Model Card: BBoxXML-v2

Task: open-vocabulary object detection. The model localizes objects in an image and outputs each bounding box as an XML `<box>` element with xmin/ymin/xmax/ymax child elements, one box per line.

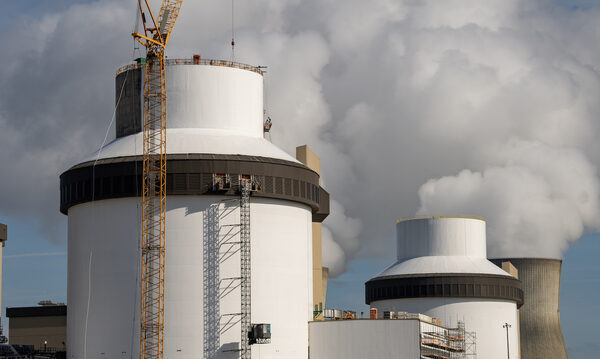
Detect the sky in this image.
<box><xmin>1</xmin><ymin>0</ymin><xmax>600</xmax><ymax>357</ymax></box>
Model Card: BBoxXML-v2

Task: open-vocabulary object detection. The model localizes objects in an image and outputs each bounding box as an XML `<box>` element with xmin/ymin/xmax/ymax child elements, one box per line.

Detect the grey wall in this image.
<box><xmin>115</xmin><ymin>67</ymin><xmax>142</xmax><ymax>138</ymax></box>
<box><xmin>492</xmin><ymin>258</ymin><xmax>568</xmax><ymax>359</ymax></box>
<box><xmin>0</xmin><ymin>223</ymin><xmax>6</xmax><ymax>242</ymax></box>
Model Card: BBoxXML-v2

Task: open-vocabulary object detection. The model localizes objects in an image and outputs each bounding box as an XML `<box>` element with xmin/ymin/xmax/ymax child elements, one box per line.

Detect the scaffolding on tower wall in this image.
<box><xmin>239</xmin><ymin>180</ymin><xmax>252</xmax><ymax>359</ymax></box>
<box><xmin>420</xmin><ymin>319</ymin><xmax>477</xmax><ymax>359</ymax></box>
<box><xmin>203</xmin><ymin>203</ymin><xmax>221</xmax><ymax>358</ymax></box>
<box><xmin>463</xmin><ymin>324</ymin><xmax>477</xmax><ymax>358</ymax></box>
<box><xmin>207</xmin><ymin>174</ymin><xmax>255</xmax><ymax>359</ymax></box>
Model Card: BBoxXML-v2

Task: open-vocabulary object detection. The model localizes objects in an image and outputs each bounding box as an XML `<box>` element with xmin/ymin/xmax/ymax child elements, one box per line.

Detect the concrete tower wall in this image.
<box><xmin>492</xmin><ymin>258</ymin><xmax>569</xmax><ymax>359</ymax></box>
<box><xmin>166</xmin><ymin>65</ymin><xmax>264</xmax><ymax>137</ymax></box>
<box><xmin>115</xmin><ymin>67</ymin><xmax>142</xmax><ymax>138</ymax></box>
<box><xmin>67</xmin><ymin>196</ymin><xmax>313</xmax><ymax>359</ymax></box>
<box><xmin>373</xmin><ymin>298</ymin><xmax>519</xmax><ymax>358</ymax></box>
<box><xmin>115</xmin><ymin>61</ymin><xmax>264</xmax><ymax>140</ymax></box>
<box><xmin>397</xmin><ymin>216</ymin><xmax>487</xmax><ymax>259</ymax></box>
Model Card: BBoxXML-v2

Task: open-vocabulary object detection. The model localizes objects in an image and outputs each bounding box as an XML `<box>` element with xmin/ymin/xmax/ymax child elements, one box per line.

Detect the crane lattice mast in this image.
<box><xmin>132</xmin><ymin>1</ymin><xmax>183</xmax><ymax>359</ymax></box>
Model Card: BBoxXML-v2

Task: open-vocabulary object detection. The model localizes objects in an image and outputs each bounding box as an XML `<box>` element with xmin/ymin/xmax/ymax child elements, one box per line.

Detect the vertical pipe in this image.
<box><xmin>504</xmin><ymin>323</ymin><xmax>511</xmax><ymax>359</ymax></box>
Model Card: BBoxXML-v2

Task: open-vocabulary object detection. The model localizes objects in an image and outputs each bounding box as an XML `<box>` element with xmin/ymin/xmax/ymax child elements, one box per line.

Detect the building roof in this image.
<box><xmin>6</xmin><ymin>305</ymin><xmax>67</xmax><ymax>318</ymax></box>
<box><xmin>372</xmin><ymin>256</ymin><xmax>513</xmax><ymax>279</ymax></box>
<box><xmin>76</xmin><ymin>129</ymin><xmax>300</xmax><ymax>167</ymax></box>
<box><xmin>396</xmin><ymin>215</ymin><xmax>486</xmax><ymax>223</ymax></box>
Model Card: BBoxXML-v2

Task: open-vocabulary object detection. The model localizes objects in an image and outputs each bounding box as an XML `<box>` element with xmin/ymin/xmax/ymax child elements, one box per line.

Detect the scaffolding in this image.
<box><xmin>460</xmin><ymin>321</ymin><xmax>477</xmax><ymax>358</ymax></box>
<box><xmin>206</xmin><ymin>175</ymin><xmax>254</xmax><ymax>359</ymax></box>
<box><xmin>203</xmin><ymin>203</ymin><xmax>221</xmax><ymax>359</ymax></box>
<box><xmin>420</xmin><ymin>320</ymin><xmax>476</xmax><ymax>359</ymax></box>
<box><xmin>239</xmin><ymin>180</ymin><xmax>252</xmax><ymax>359</ymax></box>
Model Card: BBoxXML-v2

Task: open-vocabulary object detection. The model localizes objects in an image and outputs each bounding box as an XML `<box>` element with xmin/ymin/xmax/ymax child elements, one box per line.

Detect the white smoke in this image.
<box><xmin>418</xmin><ymin>139</ymin><xmax>600</xmax><ymax>258</ymax></box>
<box><xmin>1</xmin><ymin>0</ymin><xmax>600</xmax><ymax>270</ymax></box>
<box><xmin>322</xmin><ymin>200</ymin><xmax>362</xmax><ymax>276</ymax></box>
<box><xmin>321</xmin><ymin>227</ymin><xmax>345</xmax><ymax>277</ymax></box>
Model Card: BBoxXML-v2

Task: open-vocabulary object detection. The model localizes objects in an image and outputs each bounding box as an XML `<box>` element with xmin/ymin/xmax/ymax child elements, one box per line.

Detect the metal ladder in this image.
<box><xmin>239</xmin><ymin>183</ymin><xmax>252</xmax><ymax>359</ymax></box>
<box><xmin>203</xmin><ymin>179</ymin><xmax>253</xmax><ymax>359</ymax></box>
<box><xmin>203</xmin><ymin>203</ymin><xmax>221</xmax><ymax>359</ymax></box>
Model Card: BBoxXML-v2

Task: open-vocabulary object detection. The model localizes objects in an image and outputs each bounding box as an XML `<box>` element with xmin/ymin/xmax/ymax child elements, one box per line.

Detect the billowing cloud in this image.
<box><xmin>0</xmin><ymin>0</ymin><xmax>135</xmax><ymax>240</ymax></box>
<box><xmin>418</xmin><ymin>139</ymin><xmax>600</xmax><ymax>258</ymax></box>
<box><xmin>1</xmin><ymin>0</ymin><xmax>600</xmax><ymax>270</ymax></box>
<box><xmin>322</xmin><ymin>200</ymin><xmax>362</xmax><ymax>275</ymax></box>
<box><xmin>321</xmin><ymin>226</ymin><xmax>345</xmax><ymax>277</ymax></box>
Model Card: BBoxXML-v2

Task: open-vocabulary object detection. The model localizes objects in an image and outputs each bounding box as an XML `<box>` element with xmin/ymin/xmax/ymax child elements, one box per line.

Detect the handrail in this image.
<box><xmin>116</xmin><ymin>59</ymin><xmax>263</xmax><ymax>76</ymax></box>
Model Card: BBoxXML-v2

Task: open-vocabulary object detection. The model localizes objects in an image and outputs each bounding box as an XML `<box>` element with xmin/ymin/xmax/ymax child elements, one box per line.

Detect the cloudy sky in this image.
<box><xmin>1</xmin><ymin>0</ymin><xmax>600</xmax><ymax>357</ymax></box>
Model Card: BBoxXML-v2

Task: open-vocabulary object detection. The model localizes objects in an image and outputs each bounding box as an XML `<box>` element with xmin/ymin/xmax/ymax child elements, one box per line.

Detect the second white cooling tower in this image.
<box><xmin>366</xmin><ymin>216</ymin><xmax>523</xmax><ymax>359</ymax></box>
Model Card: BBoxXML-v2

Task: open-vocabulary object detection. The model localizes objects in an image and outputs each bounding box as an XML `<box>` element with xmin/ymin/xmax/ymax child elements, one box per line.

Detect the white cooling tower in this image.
<box><xmin>365</xmin><ymin>216</ymin><xmax>523</xmax><ymax>359</ymax></box>
<box><xmin>60</xmin><ymin>59</ymin><xmax>329</xmax><ymax>359</ymax></box>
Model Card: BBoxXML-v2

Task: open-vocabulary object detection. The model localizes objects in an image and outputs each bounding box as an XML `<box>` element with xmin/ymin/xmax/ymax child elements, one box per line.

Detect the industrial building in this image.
<box><xmin>491</xmin><ymin>258</ymin><xmax>569</xmax><ymax>359</ymax></box>
<box><xmin>59</xmin><ymin>58</ymin><xmax>329</xmax><ymax>359</ymax></box>
<box><xmin>310</xmin><ymin>313</ymin><xmax>475</xmax><ymax>359</ymax></box>
<box><xmin>365</xmin><ymin>216</ymin><xmax>524</xmax><ymax>359</ymax></box>
<box><xmin>5</xmin><ymin>303</ymin><xmax>66</xmax><ymax>351</ymax></box>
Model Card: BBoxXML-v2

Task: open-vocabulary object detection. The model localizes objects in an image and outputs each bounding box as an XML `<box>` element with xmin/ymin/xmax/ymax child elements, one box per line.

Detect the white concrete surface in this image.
<box><xmin>309</xmin><ymin>320</ymin><xmax>420</xmax><ymax>359</ymax></box>
<box><xmin>79</xmin><ymin>63</ymin><xmax>298</xmax><ymax>165</ymax></box>
<box><xmin>397</xmin><ymin>216</ymin><xmax>488</xmax><ymax>260</ymax></box>
<box><xmin>67</xmin><ymin>196</ymin><xmax>313</xmax><ymax>359</ymax></box>
<box><xmin>166</xmin><ymin>65</ymin><xmax>263</xmax><ymax>137</ymax></box>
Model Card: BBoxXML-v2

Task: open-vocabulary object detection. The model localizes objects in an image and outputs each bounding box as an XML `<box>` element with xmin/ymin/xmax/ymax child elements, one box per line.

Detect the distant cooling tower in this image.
<box><xmin>491</xmin><ymin>258</ymin><xmax>569</xmax><ymax>359</ymax></box>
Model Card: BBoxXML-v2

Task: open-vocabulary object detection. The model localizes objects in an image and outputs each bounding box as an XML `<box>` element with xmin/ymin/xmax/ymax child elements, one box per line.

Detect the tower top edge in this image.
<box><xmin>116</xmin><ymin>58</ymin><xmax>264</xmax><ymax>76</ymax></box>
<box><xmin>490</xmin><ymin>257</ymin><xmax>563</xmax><ymax>263</ymax></box>
<box><xmin>396</xmin><ymin>215</ymin><xmax>486</xmax><ymax>223</ymax></box>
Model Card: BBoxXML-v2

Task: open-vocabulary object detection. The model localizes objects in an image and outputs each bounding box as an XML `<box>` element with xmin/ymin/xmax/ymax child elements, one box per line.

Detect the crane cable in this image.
<box><xmin>230</xmin><ymin>0</ymin><xmax>236</xmax><ymax>61</ymax></box>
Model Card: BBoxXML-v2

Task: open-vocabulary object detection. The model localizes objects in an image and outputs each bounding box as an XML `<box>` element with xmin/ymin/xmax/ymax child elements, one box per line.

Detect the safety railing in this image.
<box><xmin>116</xmin><ymin>62</ymin><xmax>142</xmax><ymax>75</ymax></box>
<box><xmin>116</xmin><ymin>59</ymin><xmax>263</xmax><ymax>76</ymax></box>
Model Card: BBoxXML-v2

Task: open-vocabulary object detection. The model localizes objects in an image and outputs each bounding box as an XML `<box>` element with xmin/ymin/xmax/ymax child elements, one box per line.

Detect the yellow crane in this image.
<box><xmin>132</xmin><ymin>1</ymin><xmax>183</xmax><ymax>359</ymax></box>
